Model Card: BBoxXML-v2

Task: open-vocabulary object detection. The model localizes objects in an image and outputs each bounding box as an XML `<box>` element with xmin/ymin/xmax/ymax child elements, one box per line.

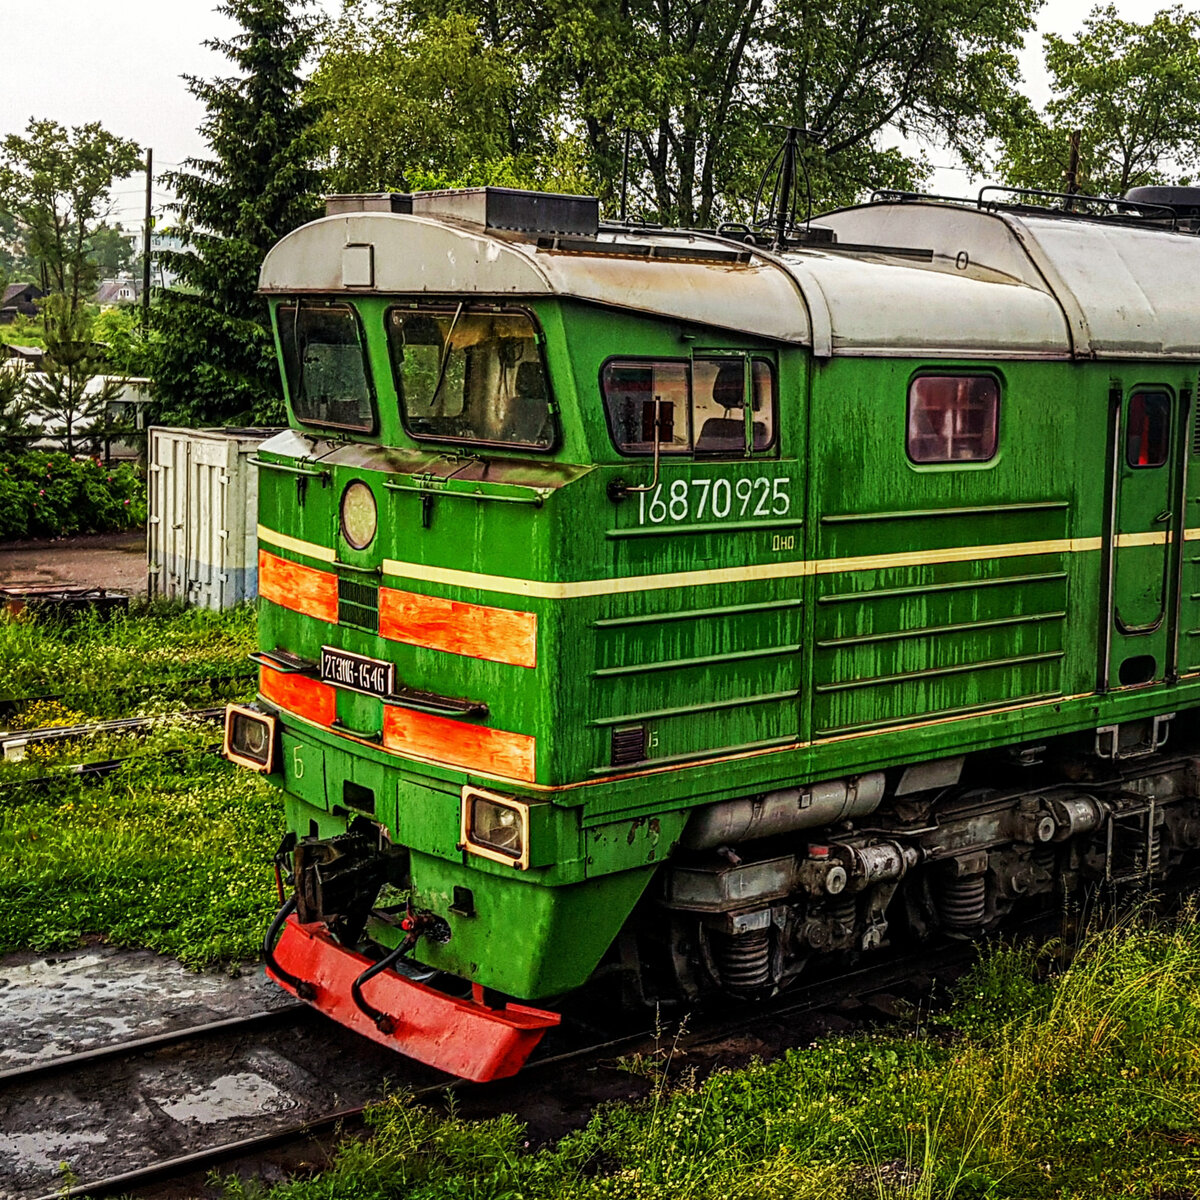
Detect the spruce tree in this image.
<box><xmin>150</xmin><ymin>0</ymin><xmax>323</xmax><ymax>425</ymax></box>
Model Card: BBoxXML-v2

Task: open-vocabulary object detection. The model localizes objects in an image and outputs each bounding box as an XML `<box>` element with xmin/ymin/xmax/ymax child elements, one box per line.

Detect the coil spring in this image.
<box><xmin>715</xmin><ymin>930</ymin><xmax>771</xmax><ymax>992</ymax></box>
<box><xmin>829</xmin><ymin>897</ymin><xmax>857</xmax><ymax>936</ymax></box>
<box><xmin>1147</xmin><ymin>825</ymin><xmax>1162</xmax><ymax>875</ymax></box>
<box><xmin>940</xmin><ymin>874</ymin><xmax>987</xmax><ymax>932</ymax></box>
<box><xmin>1032</xmin><ymin>842</ymin><xmax>1057</xmax><ymax>874</ymax></box>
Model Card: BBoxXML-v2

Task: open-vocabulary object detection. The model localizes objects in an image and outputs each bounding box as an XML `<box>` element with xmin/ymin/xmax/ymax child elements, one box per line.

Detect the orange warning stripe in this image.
<box><xmin>379</xmin><ymin>588</ymin><xmax>537</xmax><ymax>669</ymax></box>
<box><xmin>260</xmin><ymin>664</ymin><xmax>338</xmax><ymax>726</ymax></box>
<box><xmin>383</xmin><ymin>706</ymin><xmax>536</xmax><ymax>783</ymax></box>
<box><xmin>258</xmin><ymin>549</ymin><xmax>338</xmax><ymax>624</ymax></box>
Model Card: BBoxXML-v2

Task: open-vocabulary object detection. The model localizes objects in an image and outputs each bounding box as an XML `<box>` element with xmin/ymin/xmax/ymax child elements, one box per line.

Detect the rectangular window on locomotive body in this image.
<box><xmin>277</xmin><ymin>301</ymin><xmax>377</xmax><ymax>434</ymax></box>
<box><xmin>907</xmin><ymin>374</ymin><xmax>1000</xmax><ymax>464</ymax></box>
<box><xmin>1126</xmin><ymin>391</ymin><xmax>1171</xmax><ymax>468</ymax></box>
<box><xmin>602</xmin><ymin>356</ymin><xmax>776</xmax><ymax>458</ymax></box>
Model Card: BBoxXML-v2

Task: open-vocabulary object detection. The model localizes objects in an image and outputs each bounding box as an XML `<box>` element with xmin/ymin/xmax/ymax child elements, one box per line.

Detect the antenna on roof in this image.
<box><xmin>752</xmin><ymin>125</ymin><xmax>823</xmax><ymax>250</ymax></box>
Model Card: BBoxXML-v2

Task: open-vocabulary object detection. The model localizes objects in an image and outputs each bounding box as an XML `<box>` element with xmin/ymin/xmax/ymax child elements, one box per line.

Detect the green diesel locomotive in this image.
<box><xmin>225</xmin><ymin>185</ymin><xmax>1200</xmax><ymax>1080</ymax></box>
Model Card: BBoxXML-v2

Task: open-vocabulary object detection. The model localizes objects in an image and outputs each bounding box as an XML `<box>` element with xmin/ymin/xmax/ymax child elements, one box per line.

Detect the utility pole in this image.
<box><xmin>1064</xmin><ymin>130</ymin><xmax>1081</xmax><ymax>208</ymax></box>
<box><xmin>141</xmin><ymin>147</ymin><xmax>153</xmax><ymax>327</ymax></box>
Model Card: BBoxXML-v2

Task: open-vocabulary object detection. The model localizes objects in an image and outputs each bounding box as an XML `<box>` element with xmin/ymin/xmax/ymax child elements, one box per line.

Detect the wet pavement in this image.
<box><xmin>0</xmin><ymin>943</ymin><xmax>288</xmax><ymax>1070</ymax></box>
<box><xmin>0</xmin><ymin>530</ymin><xmax>147</xmax><ymax>598</ymax></box>
<box><xmin>0</xmin><ymin>944</ymin><xmax>428</xmax><ymax>1200</ymax></box>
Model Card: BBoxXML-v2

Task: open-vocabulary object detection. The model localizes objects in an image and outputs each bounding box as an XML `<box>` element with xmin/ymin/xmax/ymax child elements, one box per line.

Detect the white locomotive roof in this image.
<box><xmin>260</xmin><ymin>201</ymin><xmax>1200</xmax><ymax>360</ymax></box>
<box><xmin>259</xmin><ymin>213</ymin><xmax>811</xmax><ymax>345</ymax></box>
<box><xmin>817</xmin><ymin>201</ymin><xmax>1200</xmax><ymax>360</ymax></box>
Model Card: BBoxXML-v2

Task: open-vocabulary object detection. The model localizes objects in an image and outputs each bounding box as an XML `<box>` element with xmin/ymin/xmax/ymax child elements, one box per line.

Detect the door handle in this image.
<box><xmin>1154</xmin><ymin>509</ymin><xmax>1172</xmax><ymax>523</ymax></box>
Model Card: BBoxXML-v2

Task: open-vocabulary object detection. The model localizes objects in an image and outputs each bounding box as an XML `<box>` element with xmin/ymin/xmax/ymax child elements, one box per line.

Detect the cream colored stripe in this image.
<box><xmin>382</xmin><ymin>535</ymin><xmax>1112</xmax><ymax>599</ymax></box>
<box><xmin>381</xmin><ymin>558</ymin><xmax>801</xmax><ymax>598</ymax></box>
<box><xmin>257</xmin><ymin>525</ymin><xmax>337</xmax><ymax>564</ymax></box>
<box><xmin>250</xmin><ymin>527</ymin><xmax>1199</xmax><ymax>600</ymax></box>
<box><xmin>810</xmin><ymin>535</ymin><xmax>1103</xmax><ymax>576</ymax></box>
<box><xmin>1115</xmin><ymin>530</ymin><xmax>1170</xmax><ymax>548</ymax></box>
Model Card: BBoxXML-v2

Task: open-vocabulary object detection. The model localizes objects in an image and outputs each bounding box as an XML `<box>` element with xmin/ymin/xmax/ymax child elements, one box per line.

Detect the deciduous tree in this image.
<box><xmin>997</xmin><ymin>4</ymin><xmax>1200</xmax><ymax>197</ymax></box>
<box><xmin>0</xmin><ymin>120</ymin><xmax>142</xmax><ymax>323</ymax></box>
<box><xmin>317</xmin><ymin>0</ymin><xmax>1037</xmax><ymax>224</ymax></box>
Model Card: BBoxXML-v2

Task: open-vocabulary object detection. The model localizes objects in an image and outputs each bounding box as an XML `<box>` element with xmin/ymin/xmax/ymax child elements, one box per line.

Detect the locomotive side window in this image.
<box><xmin>603</xmin><ymin>357</ymin><xmax>775</xmax><ymax>457</ymax></box>
<box><xmin>277</xmin><ymin>303</ymin><xmax>376</xmax><ymax>433</ymax></box>
<box><xmin>906</xmin><ymin>375</ymin><xmax>999</xmax><ymax>463</ymax></box>
<box><xmin>387</xmin><ymin>307</ymin><xmax>556</xmax><ymax>451</ymax></box>
<box><xmin>602</xmin><ymin>361</ymin><xmax>691</xmax><ymax>454</ymax></box>
<box><xmin>1126</xmin><ymin>391</ymin><xmax>1171</xmax><ymax>468</ymax></box>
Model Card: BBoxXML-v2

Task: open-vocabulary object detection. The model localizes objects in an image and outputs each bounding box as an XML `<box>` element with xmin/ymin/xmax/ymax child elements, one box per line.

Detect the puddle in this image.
<box><xmin>0</xmin><ymin>946</ymin><xmax>282</xmax><ymax>1067</ymax></box>
<box><xmin>153</xmin><ymin>1072</ymin><xmax>298</xmax><ymax>1125</ymax></box>
<box><xmin>0</xmin><ymin>1128</ymin><xmax>108</xmax><ymax>1173</ymax></box>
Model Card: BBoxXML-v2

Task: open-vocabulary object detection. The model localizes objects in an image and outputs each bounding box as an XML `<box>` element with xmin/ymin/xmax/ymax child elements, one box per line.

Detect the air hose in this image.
<box><xmin>350</xmin><ymin>931</ymin><xmax>419</xmax><ymax>1034</ymax></box>
<box><xmin>262</xmin><ymin>896</ymin><xmax>316</xmax><ymax>1000</ymax></box>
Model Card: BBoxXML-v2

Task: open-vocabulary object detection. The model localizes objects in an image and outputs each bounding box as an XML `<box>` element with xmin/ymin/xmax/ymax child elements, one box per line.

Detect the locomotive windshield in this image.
<box><xmin>387</xmin><ymin>307</ymin><xmax>555</xmax><ymax>451</ymax></box>
<box><xmin>277</xmin><ymin>303</ymin><xmax>376</xmax><ymax>433</ymax></box>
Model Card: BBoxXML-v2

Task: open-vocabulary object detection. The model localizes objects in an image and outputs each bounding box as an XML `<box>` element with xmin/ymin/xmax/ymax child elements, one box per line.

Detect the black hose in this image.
<box><xmin>262</xmin><ymin>897</ymin><xmax>316</xmax><ymax>1000</ymax></box>
<box><xmin>350</xmin><ymin>933</ymin><xmax>418</xmax><ymax>1035</ymax></box>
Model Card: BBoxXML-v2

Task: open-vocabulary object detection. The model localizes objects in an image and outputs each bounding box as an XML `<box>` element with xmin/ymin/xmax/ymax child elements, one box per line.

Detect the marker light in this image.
<box><xmin>461</xmin><ymin>788</ymin><xmax>530</xmax><ymax>869</ymax></box>
<box><xmin>341</xmin><ymin>480</ymin><xmax>378</xmax><ymax>550</ymax></box>
<box><xmin>224</xmin><ymin>704</ymin><xmax>278</xmax><ymax>773</ymax></box>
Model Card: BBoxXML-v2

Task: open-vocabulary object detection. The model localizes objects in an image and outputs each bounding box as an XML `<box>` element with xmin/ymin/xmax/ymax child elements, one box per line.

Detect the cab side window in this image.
<box><xmin>602</xmin><ymin>356</ymin><xmax>775</xmax><ymax>458</ymax></box>
<box><xmin>907</xmin><ymin>374</ymin><xmax>999</xmax><ymax>463</ymax></box>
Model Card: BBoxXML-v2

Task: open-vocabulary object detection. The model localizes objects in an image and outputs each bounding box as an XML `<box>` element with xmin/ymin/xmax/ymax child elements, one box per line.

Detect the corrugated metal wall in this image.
<box><xmin>146</xmin><ymin>428</ymin><xmax>273</xmax><ymax>609</ymax></box>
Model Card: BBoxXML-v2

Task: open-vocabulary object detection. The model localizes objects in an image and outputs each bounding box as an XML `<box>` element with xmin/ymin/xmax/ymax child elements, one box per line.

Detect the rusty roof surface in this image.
<box><xmin>259</xmin><ymin>213</ymin><xmax>811</xmax><ymax>345</ymax></box>
<box><xmin>261</xmin><ymin>201</ymin><xmax>1200</xmax><ymax>360</ymax></box>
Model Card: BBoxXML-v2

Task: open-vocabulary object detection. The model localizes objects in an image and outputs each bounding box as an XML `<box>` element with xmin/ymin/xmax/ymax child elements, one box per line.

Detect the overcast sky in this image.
<box><xmin>0</xmin><ymin>0</ymin><xmax>1183</xmax><ymax>231</ymax></box>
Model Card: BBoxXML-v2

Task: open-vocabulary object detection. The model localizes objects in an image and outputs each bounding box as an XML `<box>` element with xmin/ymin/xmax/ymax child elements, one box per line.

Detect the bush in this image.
<box><xmin>0</xmin><ymin>451</ymin><xmax>146</xmax><ymax>541</ymax></box>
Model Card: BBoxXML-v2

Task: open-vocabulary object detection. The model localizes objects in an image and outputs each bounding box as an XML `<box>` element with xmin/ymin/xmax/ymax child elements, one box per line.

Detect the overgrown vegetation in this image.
<box><xmin>0</xmin><ymin>452</ymin><xmax>145</xmax><ymax>541</ymax></box>
<box><xmin>219</xmin><ymin>913</ymin><xmax>1200</xmax><ymax>1199</ymax></box>
<box><xmin>0</xmin><ymin>603</ymin><xmax>276</xmax><ymax>965</ymax></box>
<box><xmin>0</xmin><ymin>601</ymin><xmax>255</xmax><ymax>716</ymax></box>
<box><xmin>0</xmin><ymin>726</ymin><xmax>281</xmax><ymax>965</ymax></box>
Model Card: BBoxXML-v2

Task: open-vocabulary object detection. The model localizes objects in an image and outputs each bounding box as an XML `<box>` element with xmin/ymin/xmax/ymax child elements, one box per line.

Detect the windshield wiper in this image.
<box><xmin>427</xmin><ymin>302</ymin><xmax>464</xmax><ymax>411</ymax></box>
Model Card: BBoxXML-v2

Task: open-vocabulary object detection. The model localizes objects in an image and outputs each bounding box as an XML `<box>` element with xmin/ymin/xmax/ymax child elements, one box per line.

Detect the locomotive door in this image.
<box><xmin>1104</xmin><ymin>384</ymin><xmax>1188</xmax><ymax>689</ymax></box>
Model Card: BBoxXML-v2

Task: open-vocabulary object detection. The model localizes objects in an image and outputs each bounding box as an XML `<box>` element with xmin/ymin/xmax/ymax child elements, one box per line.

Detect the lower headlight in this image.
<box><xmin>461</xmin><ymin>788</ymin><xmax>529</xmax><ymax>868</ymax></box>
<box><xmin>224</xmin><ymin>704</ymin><xmax>278</xmax><ymax>772</ymax></box>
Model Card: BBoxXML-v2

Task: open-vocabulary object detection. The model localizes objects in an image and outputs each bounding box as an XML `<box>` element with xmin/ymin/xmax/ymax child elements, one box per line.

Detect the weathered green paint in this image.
<box><xmin>258</xmin><ymin>293</ymin><xmax>1200</xmax><ymax>999</ymax></box>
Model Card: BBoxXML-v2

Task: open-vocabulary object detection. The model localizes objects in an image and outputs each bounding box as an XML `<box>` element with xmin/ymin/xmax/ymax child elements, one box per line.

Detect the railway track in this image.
<box><xmin>0</xmin><ymin>671</ymin><xmax>256</xmax><ymax>723</ymax></box>
<box><xmin>15</xmin><ymin>933</ymin><xmax>1002</xmax><ymax>1200</ymax></box>
<box><xmin>0</xmin><ymin>743</ymin><xmax>225</xmax><ymax>803</ymax></box>
<box><xmin>0</xmin><ymin>707</ymin><xmax>227</xmax><ymax>757</ymax></box>
<box><xmin>0</xmin><ymin>708</ymin><xmax>229</xmax><ymax>802</ymax></box>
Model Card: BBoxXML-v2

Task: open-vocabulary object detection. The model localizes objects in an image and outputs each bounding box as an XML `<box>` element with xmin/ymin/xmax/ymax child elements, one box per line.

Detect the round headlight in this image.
<box><xmin>341</xmin><ymin>481</ymin><xmax>377</xmax><ymax>550</ymax></box>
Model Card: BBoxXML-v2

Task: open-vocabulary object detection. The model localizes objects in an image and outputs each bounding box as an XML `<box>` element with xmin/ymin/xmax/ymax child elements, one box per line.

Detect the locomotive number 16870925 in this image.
<box><xmin>636</xmin><ymin>476</ymin><xmax>792</xmax><ymax>526</ymax></box>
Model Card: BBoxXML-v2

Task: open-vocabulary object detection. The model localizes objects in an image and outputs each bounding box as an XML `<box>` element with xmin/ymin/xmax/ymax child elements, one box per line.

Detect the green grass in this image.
<box><xmin>218</xmin><ymin>912</ymin><xmax>1200</xmax><ymax>1200</ymax></box>
<box><xmin>0</xmin><ymin>600</ymin><xmax>257</xmax><ymax>720</ymax></box>
<box><xmin>0</xmin><ymin>601</ymin><xmax>279</xmax><ymax>966</ymax></box>
<box><xmin>0</xmin><ymin>723</ymin><xmax>282</xmax><ymax>965</ymax></box>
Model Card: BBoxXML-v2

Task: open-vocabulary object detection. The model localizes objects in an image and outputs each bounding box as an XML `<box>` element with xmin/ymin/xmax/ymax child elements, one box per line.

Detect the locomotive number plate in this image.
<box><xmin>320</xmin><ymin>646</ymin><xmax>395</xmax><ymax>700</ymax></box>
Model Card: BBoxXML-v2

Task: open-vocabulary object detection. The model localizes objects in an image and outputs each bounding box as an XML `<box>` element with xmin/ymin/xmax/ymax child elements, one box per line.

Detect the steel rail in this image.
<box><xmin>0</xmin><ymin>707</ymin><xmax>227</xmax><ymax>754</ymax></box>
<box><xmin>33</xmin><ymin>935</ymin><xmax>997</xmax><ymax>1200</ymax></box>
<box><xmin>0</xmin><ymin>669</ymin><xmax>257</xmax><ymax>719</ymax></box>
<box><xmin>0</xmin><ymin>742</ymin><xmax>224</xmax><ymax>800</ymax></box>
<box><xmin>0</xmin><ymin>1003</ymin><xmax>310</xmax><ymax>1088</ymax></box>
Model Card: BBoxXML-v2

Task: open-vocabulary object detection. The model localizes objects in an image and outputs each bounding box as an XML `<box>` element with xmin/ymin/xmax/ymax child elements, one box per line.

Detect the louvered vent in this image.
<box><xmin>1188</xmin><ymin>391</ymin><xmax>1200</xmax><ymax>456</ymax></box>
<box><xmin>338</xmin><ymin>576</ymin><xmax>379</xmax><ymax>632</ymax></box>
<box><xmin>611</xmin><ymin>725</ymin><xmax>647</xmax><ymax>766</ymax></box>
